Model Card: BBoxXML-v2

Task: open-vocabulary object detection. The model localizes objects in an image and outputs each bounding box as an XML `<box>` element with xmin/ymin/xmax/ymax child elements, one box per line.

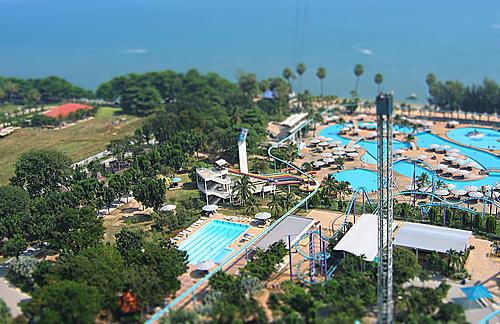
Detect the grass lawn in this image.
<box><xmin>0</xmin><ymin>103</ymin><xmax>20</xmax><ymax>114</ymax></box>
<box><xmin>0</xmin><ymin>107</ymin><xmax>143</xmax><ymax>185</ymax></box>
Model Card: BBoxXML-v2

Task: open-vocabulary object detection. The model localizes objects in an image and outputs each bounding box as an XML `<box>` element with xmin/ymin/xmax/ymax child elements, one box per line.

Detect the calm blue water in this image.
<box><xmin>178</xmin><ymin>220</ymin><xmax>248</xmax><ymax>264</ymax></box>
<box><xmin>447</xmin><ymin>127</ymin><xmax>500</xmax><ymax>150</ymax></box>
<box><xmin>1</xmin><ymin>0</ymin><xmax>499</xmax><ymax>100</ymax></box>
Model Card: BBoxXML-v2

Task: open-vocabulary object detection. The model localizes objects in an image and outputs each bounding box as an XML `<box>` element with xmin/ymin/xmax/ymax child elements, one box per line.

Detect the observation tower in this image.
<box><xmin>376</xmin><ymin>92</ymin><xmax>395</xmax><ymax>323</ymax></box>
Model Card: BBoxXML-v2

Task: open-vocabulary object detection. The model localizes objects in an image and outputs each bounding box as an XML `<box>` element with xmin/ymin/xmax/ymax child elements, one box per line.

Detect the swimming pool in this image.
<box><xmin>447</xmin><ymin>127</ymin><xmax>500</xmax><ymax>150</ymax></box>
<box><xmin>321</xmin><ymin>124</ymin><xmax>500</xmax><ymax>191</ymax></box>
<box><xmin>416</xmin><ymin>132</ymin><xmax>499</xmax><ymax>170</ymax></box>
<box><xmin>178</xmin><ymin>220</ymin><xmax>249</xmax><ymax>264</ymax></box>
<box><xmin>333</xmin><ymin>169</ymin><xmax>378</xmax><ymax>192</ymax></box>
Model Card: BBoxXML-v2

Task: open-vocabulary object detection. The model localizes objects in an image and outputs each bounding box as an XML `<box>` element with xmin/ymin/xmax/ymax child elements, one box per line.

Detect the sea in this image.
<box><xmin>1</xmin><ymin>0</ymin><xmax>499</xmax><ymax>102</ymax></box>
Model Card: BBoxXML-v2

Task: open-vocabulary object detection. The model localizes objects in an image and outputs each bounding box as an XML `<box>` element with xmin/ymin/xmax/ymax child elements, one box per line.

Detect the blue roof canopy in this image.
<box><xmin>460</xmin><ymin>285</ymin><xmax>493</xmax><ymax>301</ymax></box>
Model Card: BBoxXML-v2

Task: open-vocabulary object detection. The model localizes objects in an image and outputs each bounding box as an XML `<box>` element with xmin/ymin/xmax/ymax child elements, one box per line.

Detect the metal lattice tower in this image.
<box><xmin>376</xmin><ymin>92</ymin><xmax>394</xmax><ymax>323</ymax></box>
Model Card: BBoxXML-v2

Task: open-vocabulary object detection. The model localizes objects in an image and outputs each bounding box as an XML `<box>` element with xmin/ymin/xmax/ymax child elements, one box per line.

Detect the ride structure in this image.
<box><xmin>376</xmin><ymin>92</ymin><xmax>395</xmax><ymax>323</ymax></box>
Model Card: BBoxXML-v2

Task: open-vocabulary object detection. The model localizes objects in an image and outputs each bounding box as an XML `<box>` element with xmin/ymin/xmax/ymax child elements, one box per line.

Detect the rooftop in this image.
<box><xmin>254</xmin><ymin>215</ymin><xmax>315</xmax><ymax>250</ymax></box>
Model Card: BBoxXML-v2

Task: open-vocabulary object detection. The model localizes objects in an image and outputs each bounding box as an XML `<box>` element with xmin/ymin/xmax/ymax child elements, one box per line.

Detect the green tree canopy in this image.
<box><xmin>22</xmin><ymin>280</ymin><xmax>103</xmax><ymax>324</ymax></box>
<box><xmin>11</xmin><ymin>149</ymin><xmax>72</xmax><ymax>197</ymax></box>
<box><xmin>121</xmin><ymin>86</ymin><xmax>162</xmax><ymax>116</ymax></box>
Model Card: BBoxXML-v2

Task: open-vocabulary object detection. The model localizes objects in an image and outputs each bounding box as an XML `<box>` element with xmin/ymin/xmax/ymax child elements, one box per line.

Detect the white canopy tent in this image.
<box><xmin>394</xmin><ymin>223</ymin><xmax>471</xmax><ymax>253</ymax></box>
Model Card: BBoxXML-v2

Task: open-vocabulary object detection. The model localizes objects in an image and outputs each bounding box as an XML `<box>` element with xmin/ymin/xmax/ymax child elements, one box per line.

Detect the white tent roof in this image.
<box><xmin>393</xmin><ymin>223</ymin><xmax>471</xmax><ymax>253</ymax></box>
<box><xmin>333</xmin><ymin>214</ymin><xmax>397</xmax><ymax>261</ymax></box>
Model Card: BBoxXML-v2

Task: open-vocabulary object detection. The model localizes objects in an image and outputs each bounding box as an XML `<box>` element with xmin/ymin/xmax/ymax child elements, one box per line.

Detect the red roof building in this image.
<box><xmin>43</xmin><ymin>103</ymin><xmax>93</xmax><ymax>118</ymax></box>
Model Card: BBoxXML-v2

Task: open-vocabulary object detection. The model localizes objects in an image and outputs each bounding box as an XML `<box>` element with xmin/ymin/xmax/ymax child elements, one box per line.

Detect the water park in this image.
<box><xmin>145</xmin><ymin>100</ymin><xmax>500</xmax><ymax>323</ymax></box>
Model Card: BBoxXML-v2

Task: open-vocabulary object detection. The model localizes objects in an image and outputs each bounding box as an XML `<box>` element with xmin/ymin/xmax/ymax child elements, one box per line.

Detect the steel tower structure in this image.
<box><xmin>376</xmin><ymin>92</ymin><xmax>394</xmax><ymax>323</ymax></box>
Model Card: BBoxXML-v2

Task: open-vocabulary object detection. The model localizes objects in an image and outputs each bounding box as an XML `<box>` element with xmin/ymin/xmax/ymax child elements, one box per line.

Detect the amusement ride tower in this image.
<box><xmin>376</xmin><ymin>92</ymin><xmax>395</xmax><ymax>323</ymax></box>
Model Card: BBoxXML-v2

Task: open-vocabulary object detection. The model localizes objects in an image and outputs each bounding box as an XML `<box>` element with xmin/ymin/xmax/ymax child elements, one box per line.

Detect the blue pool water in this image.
<box><xmin>416</xmin><ymin>132</ymin><xmax>499</xmax><ymax>170</ymax></box>
<box><xmin>178</xmin><ymin>220</ymin><xmax>248</xmax><ymax>264</ymax></box>
<box><xmin>333</xmin><ymin>169</ymin><xmax>378</xmax><ymax>192</ymax></box>
<box><xmin>447</xmin><ymin>127</ymin><xmax>500</xmax><ymax>150</ymax></box>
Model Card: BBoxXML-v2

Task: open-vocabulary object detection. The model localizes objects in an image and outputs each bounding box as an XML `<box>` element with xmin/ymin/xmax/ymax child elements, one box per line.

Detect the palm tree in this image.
<box><xmin>321</xmin><ymin>175</ymin><xmax>338</xmax><ymax>198</ymax></box>
<box><xmin>296</xmin><ymin>63</ymin><xmax>306</xmax><ymax>92</ymax></box>
<box><xmin>301</xmin><ymin>162</ymin><xmax>313</xmax><ymax>172</ymax></box>
<box><xmin>353</xmin><ymin>64</ymin><xmax>364</xmax><ymax>96</ymax></box>
<box><xmin>316</xmin><ymin>67</ymin><xmax>327</xmax><ymax>97</ymax></box>
<box><xmin>435</xmin><ymin>180</ymin><xmax>446</xmax><ymax>190</ymax></box>
<box><xmin>267</xmin><ymin>194</ymin><xmax>281</xmax><ymax>217</ymax></box>
<box><xmin>416</xmin><ymin>173</ymin><xmax>430</xmax><ymax>187</ymax></box>
<box><xmin>282</xmin><ymin>68</ymin><xmax>294</xmax><ymax>90</ymax></box>
<box><xmin>279</xmin><ymin>192</ymin><xmax>296</xmax><ymax>211</ymax></box>
<box><xmin>374</xmin><ymin>73</ymin><xmax>383</xmax><ymax>92</ymax></box>
<box><xmin>334</xmin><ymin>157</ymin><xmax>345</xmax><ymax>170</ymax></box>
<box><xmin>244</xmin><ymin>195</ymin><xmax>260</xmax><ymax>215</ymax></box>
<box><xmin>425</xmin><ymin>73</ymin><xmax>437</xmax><ymax>90</ymax></box>
<box><xmin>232</xmin><ymin>176</ymin><xmax>256</xmax><ymax>206</ymax></box>
<box><xmin>335</xmin><ymin>181</ymin><xmax>352</xmax><ymax>211</ymax></box>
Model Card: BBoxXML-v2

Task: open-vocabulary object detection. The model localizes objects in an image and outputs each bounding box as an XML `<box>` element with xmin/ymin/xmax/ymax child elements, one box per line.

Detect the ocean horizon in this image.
<box><xmin>1</xmin><ymin>0</ymin><xmax>499</xmax><ymax>102</ymax></box>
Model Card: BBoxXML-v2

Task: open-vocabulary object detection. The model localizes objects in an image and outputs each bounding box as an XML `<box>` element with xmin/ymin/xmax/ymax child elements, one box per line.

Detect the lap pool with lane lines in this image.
<box><xmin>178</xmin><ymin>220</ymin><xmax>249</xmax><ymax>264</ymax></box>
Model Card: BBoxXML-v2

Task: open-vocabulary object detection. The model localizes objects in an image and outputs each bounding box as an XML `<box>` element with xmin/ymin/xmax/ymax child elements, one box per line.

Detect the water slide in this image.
<box><xmin>227</xmin><ymin>168</ymin><xmax>303</xmax><ymax>186</ymax></box>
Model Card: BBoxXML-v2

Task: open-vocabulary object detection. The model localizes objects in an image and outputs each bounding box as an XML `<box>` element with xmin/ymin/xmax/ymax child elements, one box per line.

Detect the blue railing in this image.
<box><xmin>146</xmin><ymin>119</ymin><xmax>319</xmax><ymax>323</ymax></box>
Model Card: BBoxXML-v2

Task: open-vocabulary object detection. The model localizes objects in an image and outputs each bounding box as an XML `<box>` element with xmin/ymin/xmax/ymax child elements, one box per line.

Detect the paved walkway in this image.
<box><xmin>0</xmin><ymin>260</ymin><xmax>31</xmax><ymax>318</ymax></box>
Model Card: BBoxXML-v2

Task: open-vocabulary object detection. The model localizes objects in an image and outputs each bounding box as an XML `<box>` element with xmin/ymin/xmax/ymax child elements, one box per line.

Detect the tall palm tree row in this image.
<box><xmin>267</xmin><ymin>193</ymin><xmax>281</xmax><ymax>217</ymax></box>
<box><xmin>315</xmin><ymin>67</ymin><xmax>327</xmax><ymax>97</ymax></box>
<box><xmin>232</xmin><ymin>175</ymin><xmax>256</xmax><ymax>206</ymax></box>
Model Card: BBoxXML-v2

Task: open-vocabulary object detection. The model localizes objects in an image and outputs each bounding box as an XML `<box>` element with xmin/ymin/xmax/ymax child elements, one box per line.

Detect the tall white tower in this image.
<box><xmin>238</xmin><ymin>128</ymin><xmax>249</xmax><ymax>174</ymax></box>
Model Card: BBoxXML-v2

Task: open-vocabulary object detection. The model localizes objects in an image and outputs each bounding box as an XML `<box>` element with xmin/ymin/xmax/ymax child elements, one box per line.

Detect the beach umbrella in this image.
<box><xmin>255</xmin><ymin>212</ymin><xmax>272</xmax><ymax>220</ymax></box>
<box><xmin>333</xmin><ymin>151</ymin><xmax>345</xmax><ymax>156</ymax></box>
<box><xmin>434</xmin><ymin>189</ymin><xmax>450</xmax><ymax>196</ymax></box>
<box><xmin>443</xmin><ymin>156</ymin><xmax>456</xmax><ymax>162</ymax></box>
<box><xmin>451</xmin><ymin>189</ymin><xmax>467</xmax><ymax>196</ymax></box>
<box><xmin>320</xmin><ymin>152</ymin><xmax>333</xmax><ymax>157</ymax></box>
<box><xmin>449</xmin><ymin>121</ymin><xmax>459</xmax><ymax>126</ymax></box>
<box><xmin>446</xmin><ymin>153</ymin><xmax>459</xmax><ymax>157</ymax></box>
<box><xmin>469</xmin><ymin>191</ymin><xmax>484</xmax><ymax>198</ymax></box>
<box><xmin>332</xmin><ymin>147</ymin><xmax>345</xmax><ymax>151</ymax></box>
<box><xmin>405</xmin><ymin>184</ymin><xmax>418</xmax><ymax>191</ymax></box>
<box><xmin>310</xmin><ymin>139</ymin><xmax>321</xmax><ymax>144</ymax></box>
<box><xmin>448</xmin><ymin>148</ymin><xmax>460</xmax><ymax>154</ymax></box>
<box><xmin>455</xmin><ymin>159</ymin><xmax>466</xmax><ymax>166</ymax></box>
<box><xmin>419</xmin><ymin>186</ymin><xmax>432</xmax><ymax>193</ymax></box>
<box><xmin>340</xmin><ymin>127</ymin><xmax>351</xmax><ymax>132</ymax></box>
<box><xmin>202</xmin><ymin>204</ymin><xmax>218</xmax><ymax>212</ymax></box>
<box><xmin>446</xmin><ymin>183</ymin><xmax>456</xmax><ymax>190</ymax></box>
<box><xmin>368</xmin><ymin>131</ymin><xmax>377</xmax><ymax>138</ymax></box>
<box><xmin>441</xmin><ymin>145</ymin><xmax>451</xmax><ymax>150</ymax></box>
<box><xmin>417</xmin><ymin>154</ymin><xmax>427</xmax><ymax>160</ymax></box>
<box><xmin>323</xmin><ymin>157</ymin><xmax>335</xmax><ymax>164</ymax></box>
<box><xmin>464</xmin><ymin>185</ymin><xmax>478</xmax><ymax>192</ymax></box>
<box><xmin>429</xmin><ymin>144</ymin><xmax>440</xmax><ymax>150</ymax></box>
<box><xmin>358</xmin><ymin>114</ymin><xmax>367</xmax><ymax>118</ymax></box>
<box><xmin>324</xmin><ymin>137</ymin><xmax>333</xmax><ymax>141</ymax></box>
<box><xmin>316</xmin><ymin>136</ymin><xmax>326</xmax><ymax>140</ymax></box>
<box><xmin>460</xmin><ymin>285</ymin><xmax>493</xmax><ymax>301</ymax></box>
<box><xmin>432</xmin><ymin>165</ymin><xmax>443</xmax><ymax>171</ymax></box>
<box><xmin>333</xmin><ymin>140</ymin><xmax>343</xmax><ymax>146</ymax></box>
<box><xmin>435</xmin><ymin>189</ymin><xmax>450</xmax><ymax>196</ymax></box>
<box><xmin>319</xmin><ymin>141</ymin><xmax>330</xmax><ymax>147</ymax></box>
<box><xmin>160</xmin><ymin>204</ymin><xmax>176</xmax><ymax>212</ymax></box>
<box><xmin>465</xmin><ymin>161</ymin><xmax>480</xmax><ymax>169</ymax></box>
<box><xmin>196</xmin><ymin>260</ymin><xmax>216</xmax><ymax>271</ymax></box>
<box><xmin>458</xmin><ymin>170</ymin><xmax>471</xmax><ymax>176</ymax></box>
<box><xmin>313</xmin><ymin>161</ymin><xmax>325</xmax><ymax>167</ymax></box>
<box><xmin>345</xmin><ymin>147</ymin><xmax>357</xmax><ymax>152</ymax></box>
<box><xmin>354</xmin><ymin>144</ymin><xmax>361</xmax><ymax>149</ymax></box>
<box><xmin>347</xmin><ymin>152</ymin><xmax>359</xmax><ymax>157</ymax></box>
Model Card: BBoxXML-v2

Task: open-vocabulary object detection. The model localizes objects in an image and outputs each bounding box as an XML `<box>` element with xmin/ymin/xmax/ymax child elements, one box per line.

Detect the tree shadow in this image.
<box><xmin>121</xmin><ymin>214</ymin><xmax>151</xmax><ymax>223</ymax></box>
<box><xmin>121</xmin><ymin>207</ymin><xmax>141</xmax><ymax>213</ymax></box>
<box><xmin>190</xmin><ymin>270</ymin><xmax>208</xmax><ymax>279</ymax></box>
